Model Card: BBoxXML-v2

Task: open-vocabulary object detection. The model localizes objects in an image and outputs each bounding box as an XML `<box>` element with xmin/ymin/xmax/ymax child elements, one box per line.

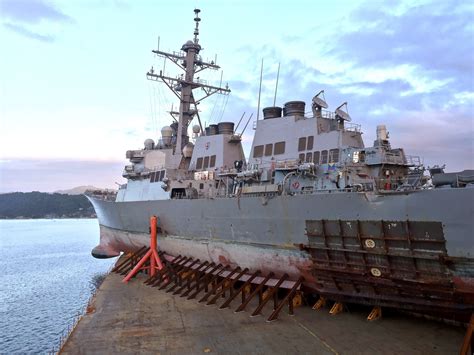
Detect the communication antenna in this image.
<box><xmin>311</xmin><ymin>90</ymin><xmax>328</xmax><ymax>118</ymax></box>
<box><xmin>273</xmin><ymin>62</ymin><xmax>280</xmax><ymax>107</ymax></box>
<box><xmin>240</xmin><ymin>113</ymin><xmax>254</xmax><ymax>136</ymax></box>
<box><xmin>193</xmin><ymin>8</ymin><xmax>201</xmax><ymax>44</ymax></box>
<box><xmin>335</xmin><ymin>102</ymin><xmax>352</xmax><ymax>122</ymax></box>
<box><xmin>312</xmin><ymin>90</ymin><xmax>328</xmax><ymax>109</ymax></box>
<box><xmin>235</xmin><ymin>112</ymin><xmax>246</xmax><ymax>131</ymax></box>
<box><xmin>256</xmin><ymin>59</ymin><xmax>263</xmax><ymax>120</ymax></box>
<box><xmin>147</xmin><ymin>8</ymin><xmax>231</xmax><ymax>153</ymax></box>
<box><xmin>218</xmin><ymin>71</ymin><xmax>223</xmax><ymax>88</ymax></box>
<box><xmin>191</xmin><ymin>94</ymin><xmax>204</xmax><ymax>135</ymax></box>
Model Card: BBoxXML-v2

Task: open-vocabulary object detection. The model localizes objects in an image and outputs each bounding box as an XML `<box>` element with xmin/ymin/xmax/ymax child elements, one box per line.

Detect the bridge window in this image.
<box><xmin>274</xmin><ymin>141</ymin><xmax>285</xmax><ymax>155</ymax></box>
<box><xmin>329</xmin><ymin>149</ymin><xmax>339</xmax><ymax>163</ymax></box>
<box><xmin>196</xmin><ymin>157</ymin><xmax>203</xmax><ymax>170</ymax></box>
<box><xmin>210</xmin><ymin>155</ymin><xmax>216</xmax><ymax>168</ymax></box>
<box><xmin>298</xmin><ymin>137</ymin><xmax>307</xmax><ymax>151</ymax></box>
<box><xmin>253</xmin><ymin>145</ymin><xmax>264</xmax><ymax>158</ymax></box>
<box><xmin>321</xmin><ymin>150</ymin><xmax>328</xmax><ymax>164</ymax></box>
<box><xmin>264</xmin><ymin>143</ymin><xmax>273</xmax><ymax>156</ymax></box>
<box><xmin>314</xmin><ymin>151</ymin><xmax>320</xmax><ymax>164</ymax></box>
<box><xmin>307</xmin><ymin>136</ymin><xmax>314</xmax><ymax>150</ymax></box>
<box><xmin>203</xmin><ymin>156</ymin><xmax>209</xmax><ymax>169</ymax></box>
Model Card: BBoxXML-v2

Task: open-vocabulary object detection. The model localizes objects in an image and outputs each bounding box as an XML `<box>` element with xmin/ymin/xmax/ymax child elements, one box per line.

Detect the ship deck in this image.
<box><xmin>60</xmin><ymin>272</ymin><xmax>465</xmax><ymax>354</ymax></box>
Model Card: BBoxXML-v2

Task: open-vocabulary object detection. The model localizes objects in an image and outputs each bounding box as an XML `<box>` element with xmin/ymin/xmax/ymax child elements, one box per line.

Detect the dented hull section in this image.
<box><xmin>98</xmin><ymin>225</ymin><xmax>314</xmax><ymax>282</ymax></box>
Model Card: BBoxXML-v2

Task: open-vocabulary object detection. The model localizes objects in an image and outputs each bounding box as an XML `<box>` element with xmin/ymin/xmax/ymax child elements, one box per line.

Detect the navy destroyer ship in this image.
<box><xmin>87</xmin><ymin>9</ymin><xmax>474</xmax><ymax>320</ymax></box>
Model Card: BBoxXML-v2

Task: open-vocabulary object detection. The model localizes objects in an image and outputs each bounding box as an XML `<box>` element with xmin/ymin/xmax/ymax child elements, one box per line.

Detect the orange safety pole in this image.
<box><xmin>150</xmin><ymin>215</ymin><xmax>157</xmax><ymax>277</ymax></box>
<box><xmin>122</xmin><ymin>249</ymin><xmax>153</xmax><ymax>283</ymax></box>
<box><xmin>150</xmin><ymin>215</ymin><xmax>164</xmax><ymax>275</ymax></box>
<box><xmin>460</xmin><ymin>314</ymin><xmax>474</xmax><ymax>355</ymax></box>
<box><xmin>123</xmin><ymin>215</ymin><xmax>164</xmax><ymax>283</ymax></box>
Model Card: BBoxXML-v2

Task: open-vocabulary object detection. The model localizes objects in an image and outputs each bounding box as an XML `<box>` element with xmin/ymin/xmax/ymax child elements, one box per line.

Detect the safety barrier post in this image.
<box><xmin>123</xmin><ymin>216</ymin><xmax>164</xmax><ymax>283</ymax></box>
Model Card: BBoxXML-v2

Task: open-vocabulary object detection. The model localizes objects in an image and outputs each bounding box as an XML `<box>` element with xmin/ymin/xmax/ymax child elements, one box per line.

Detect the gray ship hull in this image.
<box><xmin>88</xmin><ymin>187</ymin><xmax>474</xmax><ymax>319</ymax></box>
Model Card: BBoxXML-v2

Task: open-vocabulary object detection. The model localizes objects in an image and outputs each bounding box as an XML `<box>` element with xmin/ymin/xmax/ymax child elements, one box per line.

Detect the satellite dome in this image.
<box><xmin>161</xmin><ymin>126</ymin><xmax>173</xmax><ymax>145</ymax></box>
<box><xmin>181</xmin><ymin>40</ymin><xmax>201</xmax><ymax>52</ymax></box>
<box><xmin>182</xmin><ymin>142</ymin><xmax>194</xmax><ymax>158</ymax></box>
<box><xmin>161</xmin><ymin>126</ymin><xmax>173</xmax><ymax>137</ymax></box>
<box><xmin>144</xmin><ymin>138</ymin><xmax>155</xmax><ymax>150</ymax></box>
<box><xmin>192</xmin><ymin>125</ymin><xmax>201</xmax><ymax>134</ymax></box>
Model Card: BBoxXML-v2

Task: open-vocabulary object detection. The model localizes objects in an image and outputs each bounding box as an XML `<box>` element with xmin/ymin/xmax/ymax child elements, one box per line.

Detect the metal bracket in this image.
<box><xmin>329</xmin><ymin>302</ymin><xmax>344</xmax><ymax>315</ymax></box>
<box><xmin>367</xmin><ymin>306</ymin><xmax>382</xmax><ymax>321</ymax></box>
<box><xmin>312</xmin><ymin>296</ymin><xmax>326</xmax><ymax>310</ymax></box>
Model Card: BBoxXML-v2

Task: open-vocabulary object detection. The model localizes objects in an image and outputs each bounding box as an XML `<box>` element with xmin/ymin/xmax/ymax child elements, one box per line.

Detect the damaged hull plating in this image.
<box><xmin>87</xmin><ymin>187</ymin><xmax>474</xmax><ymax>320</ymax></box>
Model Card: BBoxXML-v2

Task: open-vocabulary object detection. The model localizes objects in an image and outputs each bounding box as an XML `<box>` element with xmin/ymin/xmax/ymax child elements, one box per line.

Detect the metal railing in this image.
<box><xmin>406</xmin><ymin>155</ymin><xmax>422</xmax><ymax>166</ymax></box>
<box><xmin>321</xmin><ymin>109</ymin><xmax>335</xmax><ymax>119</ymax></box>
<box><xmin>85</xmin><ymin>189</ymin><xmax>117</xmax><ymax>201</ymax></box>
<box><xmin>344</xmin><ymin>122</ymin><xmax>361</xmax><ymax>133</ymax></box>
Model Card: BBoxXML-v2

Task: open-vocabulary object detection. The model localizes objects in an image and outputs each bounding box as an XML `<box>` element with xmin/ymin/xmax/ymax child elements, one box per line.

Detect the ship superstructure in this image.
<box><xmin>87</xmin><ymin>9</ymin><xmax>474</xmax><ymax>321</ymax></box>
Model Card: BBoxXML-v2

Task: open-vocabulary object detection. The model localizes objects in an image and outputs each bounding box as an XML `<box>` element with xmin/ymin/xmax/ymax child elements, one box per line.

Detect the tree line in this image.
<box><xmin>0</xmin><ymin>192</ymin><xmax>96</xmax><ymax>219</ymax></box>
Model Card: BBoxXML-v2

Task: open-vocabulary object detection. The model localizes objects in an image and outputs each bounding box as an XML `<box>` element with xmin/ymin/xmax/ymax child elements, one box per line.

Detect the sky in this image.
<box><xmin>0</xmin><ymin>0</ymin><xmax>473</xmax><ymax>192</ymax></box>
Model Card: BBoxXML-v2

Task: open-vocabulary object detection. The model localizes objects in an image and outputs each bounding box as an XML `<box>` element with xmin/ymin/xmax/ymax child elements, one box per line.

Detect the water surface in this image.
<box><xmin>0</xmin><ymin>219</ymin><xmax>116</xmax><ymax>353</ymax></box>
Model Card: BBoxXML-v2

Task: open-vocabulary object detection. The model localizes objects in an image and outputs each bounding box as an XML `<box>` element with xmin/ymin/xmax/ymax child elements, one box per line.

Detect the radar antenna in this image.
<box><xmin>193</xmin><ymin>8</ymin><xmax>201</xmax><ymax>44</ymax></box>
<box><xmin>146</xmin><ymin>9</ymin><xmax>231</xmax><ymax>154</ymax></box>
<box><xmin>335</xmin><ymin>102</ymin><xmax>352</xmax><ymax>122</ymax></box>
<box><xmin>312</xmin><ymin>90</ymin><xmax>328</xmax><ymax>118</ymax></box>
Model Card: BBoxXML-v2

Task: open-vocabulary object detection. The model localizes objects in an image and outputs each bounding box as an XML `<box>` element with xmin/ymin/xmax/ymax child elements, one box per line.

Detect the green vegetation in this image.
<box><xmin>0</xmin><ymin>192</ymin><xmax>96</xmax><ymax>219</ymax></box>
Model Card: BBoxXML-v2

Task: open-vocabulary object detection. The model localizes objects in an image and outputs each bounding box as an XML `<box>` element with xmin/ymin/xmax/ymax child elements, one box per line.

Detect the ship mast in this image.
<box><xmin>146</xmin><ymin>8</ymin><xmax>231</xmax><ymax>155</ymax></box>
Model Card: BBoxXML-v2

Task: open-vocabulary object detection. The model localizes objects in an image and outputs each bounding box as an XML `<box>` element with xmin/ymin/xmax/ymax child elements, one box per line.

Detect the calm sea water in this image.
<box><xmin>0</xmin><ymin>219</ymin><xmax>116</xmax><ymax>353</ymax></box>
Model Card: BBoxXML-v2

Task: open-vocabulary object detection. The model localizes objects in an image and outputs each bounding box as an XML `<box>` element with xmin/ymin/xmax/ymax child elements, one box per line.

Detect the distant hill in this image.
<box><xmin>0</xmin><ymin>192</ymin><xmax>96</xmax><ymax>219</ymax></box>
<box><xmin>54</xmin><ymin>185</ymin><xmax>100</xmax><ymax>195</ymax></box>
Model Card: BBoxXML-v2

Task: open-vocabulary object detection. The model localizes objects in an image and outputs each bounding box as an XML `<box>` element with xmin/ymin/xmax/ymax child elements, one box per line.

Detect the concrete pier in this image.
<box><xmin>61</xmin><ymin>272</ymin><xmax>465</xmax><ymax>354</ymax></box>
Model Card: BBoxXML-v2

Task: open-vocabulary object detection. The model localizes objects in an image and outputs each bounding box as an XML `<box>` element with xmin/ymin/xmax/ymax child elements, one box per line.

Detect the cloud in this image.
<box><xmin>387</xmin><ymin>111</ymin><xmax>474</xmax><ymax>170</ymax></box>
<box><xmin>0</xmin><ymin>0</ymin><xmax>73</xmax><ymax>24</ymax></box>
<box><xmin>216</xmin><ymin>0</ymin><xmax>473</xmax><ymax>171</ymax></box>
<box><xmin>1</xmin><ymin>0</ymin><xmax>74</xmax><ymax>42</ymax></box>
<box><xmin>326</xmin><ymin>1</ymin><xmax>473</xmax><ymax>93</ymax></box>
<box><xmin>2</xmin><ymin>22</ymin><xmax>54</xmax><ymax>42</ymax></box>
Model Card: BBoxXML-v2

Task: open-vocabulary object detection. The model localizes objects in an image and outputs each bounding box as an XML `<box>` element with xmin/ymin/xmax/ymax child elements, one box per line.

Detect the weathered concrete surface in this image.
<box><xmin>61</xmin><ymin>273</ymin><xmax>465</xmax><ymax>354</ymax></box>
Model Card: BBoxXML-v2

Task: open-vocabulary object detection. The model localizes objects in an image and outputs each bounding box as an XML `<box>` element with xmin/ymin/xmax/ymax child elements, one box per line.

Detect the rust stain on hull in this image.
<box><xmin>98</xmin><ymin>219</ymin><xmax>473</xmax><ymax>321</ymax></box>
